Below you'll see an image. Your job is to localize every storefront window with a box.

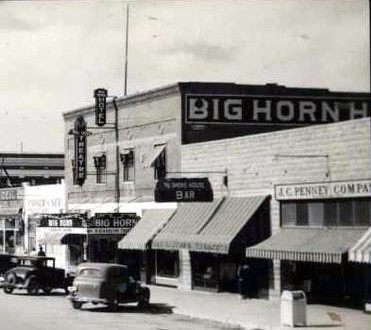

[155,250,179,278]
[282,198,371,227]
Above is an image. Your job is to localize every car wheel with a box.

[42,286,52,294]
[3,286,14,294]
[72,301,83,310]
[3,273,16,294]
[108,295,119,312]
[137,287,150,308]
[27,276,40,295]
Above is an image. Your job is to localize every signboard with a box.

[179,82,371,144]
[94,88,108,126]
[73,115,87,186]
[88,213,138,234]
[275,179,371,200]
[155,177,213,202]
[39,213,86,227]
[0,189,17,201]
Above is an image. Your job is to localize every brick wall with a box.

[64,87,182,205]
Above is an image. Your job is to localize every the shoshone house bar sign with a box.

[178,82,371,144]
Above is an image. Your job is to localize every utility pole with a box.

[124,4,129,96]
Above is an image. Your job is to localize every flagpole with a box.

[124,4,129,96]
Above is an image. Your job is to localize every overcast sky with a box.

[0,0,369,153]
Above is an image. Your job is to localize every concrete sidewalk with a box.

[149,285,371,330]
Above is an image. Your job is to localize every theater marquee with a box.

[275,179,371,200]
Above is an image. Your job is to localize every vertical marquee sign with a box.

[74,115,87,186]
[94,88,108,126]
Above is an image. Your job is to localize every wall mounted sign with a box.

[88,213,138,234]
[73,115,87,186]
[0,189,17,201]
[94,88,108,126]
[275,179,371,200]
[179,82,371,144]
[155,177,213,202]
[39,213,86,227]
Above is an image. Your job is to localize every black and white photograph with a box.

[0,0,370,329]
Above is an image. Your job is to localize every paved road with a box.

[0,290,240,330]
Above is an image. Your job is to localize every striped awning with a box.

[246,228,367,264]
[152,196,267,254]
[151,198,223,250]
[348,227,371,263]
[118,208,176,250]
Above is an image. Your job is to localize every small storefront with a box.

[151,196,271,294]
[36,213,87,273]
[246,179,371,307]
[118,208,176,283]
[87,212,139,263]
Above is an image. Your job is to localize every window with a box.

[155,250,179,278]
[93,155,106,184]
[120,150,134,182]
[281,198,371,227]
[154,149,166,180]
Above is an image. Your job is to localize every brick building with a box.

[64,82,371,304]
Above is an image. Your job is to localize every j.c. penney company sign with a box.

[275,179,371,200]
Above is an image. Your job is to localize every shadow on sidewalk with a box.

[83,303,175,314]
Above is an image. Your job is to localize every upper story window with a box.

[120,149,135,182]
[93,155,106,184]
[281,198,371,227]
[153,148,166,180]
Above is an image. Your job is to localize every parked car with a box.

[0,254,17,286]
[2,256,74,295]
[68,262,150,310]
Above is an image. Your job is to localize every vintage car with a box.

[68,263,150,310]
[2,256,74,295]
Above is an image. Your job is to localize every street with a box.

[0,290,238,330]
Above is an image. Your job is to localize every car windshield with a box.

[79,268,102,277]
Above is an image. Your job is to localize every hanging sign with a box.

[88,213,139,234]
[94,88,108,126]
[155,177,213,202]
[73,115,87,186]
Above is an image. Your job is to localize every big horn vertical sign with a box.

[94,88,107,126]
[74,115,87,186]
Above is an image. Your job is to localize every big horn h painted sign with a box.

[73,115,87,186]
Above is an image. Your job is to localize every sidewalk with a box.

[149,285,371,330]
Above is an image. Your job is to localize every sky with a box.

[0,0,369,153]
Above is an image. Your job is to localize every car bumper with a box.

[68,294,110,305]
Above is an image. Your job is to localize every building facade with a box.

[63,82,371,303]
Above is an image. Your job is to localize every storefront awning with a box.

[246,228,367,264]
[118,209,176,250]
[152,196,267,254]
[348,227,371,263]
[151,198,223,250]
[146,144,166,167]
[37,228,87,245]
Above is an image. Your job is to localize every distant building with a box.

[0,152,64,188]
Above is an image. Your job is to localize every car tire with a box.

[137,287,150,308]
[3,272,16,294]
[27,276,40,295]
[72,301,83,310]
[42,286,52,294]
[108,294,119,312]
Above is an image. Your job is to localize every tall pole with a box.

[113,97,120,209]
[124,4,129,96]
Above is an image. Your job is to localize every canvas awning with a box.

[118,208,176,250]
[246,228,367,264]
[145,144,166,167]
[348,227,371,263]
[152,196,267,254]
[37,227,87,245]
[151,198,223,250]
